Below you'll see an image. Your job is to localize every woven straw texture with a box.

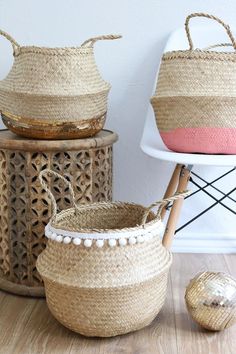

[36,170,189,337]
[0,31,121,139]
[38,239,171,337]
[151,13,236,154]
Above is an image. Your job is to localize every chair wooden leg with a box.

[161,164,183,220]
[162,165,191,249]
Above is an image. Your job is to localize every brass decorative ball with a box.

[185,271,236,331]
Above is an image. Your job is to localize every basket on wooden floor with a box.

[151,13,236,154]
[36,169,189,337]
[0,30,121,139]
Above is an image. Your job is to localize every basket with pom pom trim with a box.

[36,169,190,337]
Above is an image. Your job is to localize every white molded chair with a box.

[141,25,236,248]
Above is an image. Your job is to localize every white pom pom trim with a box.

[108,239,116,247]
[44,221,163,248]
[128,237,136,245]
[51,233,57,241]
[45,229,52,238]
[63,236,72,244]
[119,238,127,246]
[84,239,93,247]
[73,238,81,246]
[55,235,63,243]
[137,235,144,243]
[96,239,104,248]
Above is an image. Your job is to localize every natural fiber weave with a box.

[151,13,236,154]
[36,169,189,337]
[45,269,169,337]
[0,31,121,139]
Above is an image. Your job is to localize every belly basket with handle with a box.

[151,13,236,154]
[0,30,121,139]
[36,169,189,337]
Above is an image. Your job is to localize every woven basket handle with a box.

[185,13,236,51]
[141,190,191,225]
[81,34,122,47]
[202,43,232,51]
[39,169,78,219]
[0,29,20,55]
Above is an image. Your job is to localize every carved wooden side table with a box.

[0,129,118,297]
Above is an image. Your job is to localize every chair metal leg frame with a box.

[162,164,236,249]
[176,168,236,233]
[186,168,236,203]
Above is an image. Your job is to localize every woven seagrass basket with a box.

[151,13,236,154]
[36,169,189,337]
[0,31,121,139]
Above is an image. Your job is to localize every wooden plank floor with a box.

[0,253,235,354]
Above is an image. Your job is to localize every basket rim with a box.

[15,45,95,55]
[47,218,163,239]
[50,201,161,234]
[162,49,236,62]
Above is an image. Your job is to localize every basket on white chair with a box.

[151,13,236,154]
[36,169,189,337]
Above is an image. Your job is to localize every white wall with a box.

[0,0,235,252]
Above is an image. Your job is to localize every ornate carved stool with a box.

[0,129,118,296]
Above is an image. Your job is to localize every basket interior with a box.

[53,203,156,232]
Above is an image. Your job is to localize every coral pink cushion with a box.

[161,127,236,154]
